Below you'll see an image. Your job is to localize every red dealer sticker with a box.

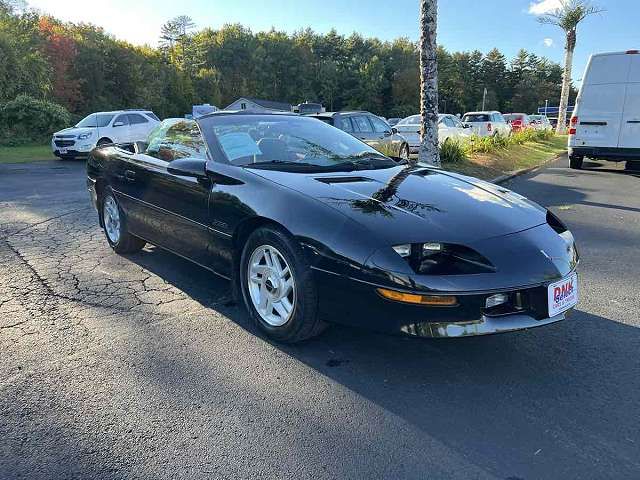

[548,273,578,317]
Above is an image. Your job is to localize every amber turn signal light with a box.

[376,288,458,306]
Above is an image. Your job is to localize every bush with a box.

[439,138,467,164]
[464,134,501,155]
[0,95,72,146]
[510,128,554,145]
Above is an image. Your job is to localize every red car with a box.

[504,113,532,133]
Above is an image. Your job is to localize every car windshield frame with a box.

[76,113,115,128]
[197,114,399,172]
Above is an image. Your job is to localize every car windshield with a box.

[397,115,421,125]
[76,113,115,128]
[198,115,398,172]
[397,114,445,126]
[462,114,490,123]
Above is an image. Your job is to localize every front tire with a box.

[101,188,146,254]
[240,226,326,343]
[569,155,584,169]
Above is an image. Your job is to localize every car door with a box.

[127,113,151,142]
[439,116,453,142]
[351,115,377,148]
[618,54,640,149]
[137,120,214,267]
[112,113,131,143]
[449,115,468,140]
[368,115,397,155]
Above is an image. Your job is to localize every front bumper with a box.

[313,268,574,338]
[400,311,567,338]
[51,137,95,157]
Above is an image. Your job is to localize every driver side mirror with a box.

[113,121,125,127]
[391,127,398,134]
[167,157,207,179]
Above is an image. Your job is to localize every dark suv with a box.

[306,111,410,159]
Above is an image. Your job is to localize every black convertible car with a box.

[87,112,579,343]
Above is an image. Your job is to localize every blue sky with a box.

[28,0,640,84]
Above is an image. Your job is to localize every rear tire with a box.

[101,188,146,254]
[240,226,326,343]
[569,155,584,170]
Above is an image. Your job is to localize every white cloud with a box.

[543,38,554,47]
[528,0,562,15]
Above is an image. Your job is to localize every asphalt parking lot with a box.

[1,157,639,479]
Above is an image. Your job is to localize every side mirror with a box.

[463,123,472,129]
[113,121,125,127]
[167,157,207,179]
[384,130,392,137]
[391,127,398,134]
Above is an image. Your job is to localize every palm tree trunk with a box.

[418,0,440,167]
[557,28,576,134]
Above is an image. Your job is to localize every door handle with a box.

[627,120,640,124]
[124,170,136,182]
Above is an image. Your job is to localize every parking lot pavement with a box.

[1,158,639,479]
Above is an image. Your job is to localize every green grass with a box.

[0,144,56,164]
[447,135,567,180]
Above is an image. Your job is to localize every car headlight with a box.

[78,132,92,140]
[392,243,495,275]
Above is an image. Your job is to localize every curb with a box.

[491,152,566,184]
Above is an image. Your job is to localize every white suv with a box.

[51,110,160,159]
[461,111,512,137]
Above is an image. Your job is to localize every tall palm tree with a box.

[418,0,440,167]
[538,0,603,134]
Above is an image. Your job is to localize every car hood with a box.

[251,165,548,245]
[53,127,93,137]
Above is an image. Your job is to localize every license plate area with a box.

[548,273,578,317]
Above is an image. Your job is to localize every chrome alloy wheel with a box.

[103,195,121,244]
[247,245,296,327]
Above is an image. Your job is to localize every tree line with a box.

[0,2,576,124]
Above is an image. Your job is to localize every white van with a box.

[568,50,640,169]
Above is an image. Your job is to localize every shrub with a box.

[440,138,467,164]
[0,95,72,146]
[464,134,501,155]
